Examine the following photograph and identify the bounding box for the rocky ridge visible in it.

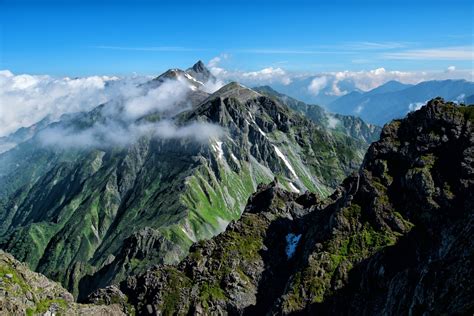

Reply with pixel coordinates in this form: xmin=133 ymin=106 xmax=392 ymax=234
xmin=88 ymin=98 xmax=474 ymax=315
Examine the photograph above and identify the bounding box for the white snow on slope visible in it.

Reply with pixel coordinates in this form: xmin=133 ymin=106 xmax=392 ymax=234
xmin=288 ymin=182 xmax=300 ymax=193
xmin=273 ymin=145 xmax=298 ymax=178
xmin=248 ymin=111 xmax=266 ymax=136
xmin=230 ymin=153 xmax=239 ymax=163
xmin=257 ymin=126 xmax=266 ymax=137
xmin=183 ymin=72 xmax=204 ymax=86
xmin=181 ymin=227 xmax=197 ymax=242
xmin=212 ymin=141 xmax=224 ymax=159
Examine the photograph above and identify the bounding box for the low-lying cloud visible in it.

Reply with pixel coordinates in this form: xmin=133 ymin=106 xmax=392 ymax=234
xmin=39 ymin=119 xmax=223 ymax=148
xmin=326 ymin=114 xmax=340 ymax=129
xmin=122 ymin=78 xmax=193 ymax=119
xmin=0 ymin=69 xmax=149 ymax=137
xmin=308 ymin=76 xmax=328 ymax=95
xmin=0 ymin=69 xmax=224 ymax=149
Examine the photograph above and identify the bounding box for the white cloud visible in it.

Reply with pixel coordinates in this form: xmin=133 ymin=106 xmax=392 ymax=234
xmin=201 ymin=79 xmax=225 ymax=94
xmin=207 ymin=52 xmax=473 ymax=95
xmin=308 ymin=76 xmax=328 ymax=95
xmin=455 ymin=93 xmax=466 ymax=103
xmin=383 ymin=46 xmax=473 ymax=60
xmin=329 ymin=67 xmax=414 ymax=91
xmin=326 ymin=114 xmax=339 ymax=129
xmin=408 ymin=101 xmax=426 ymax=112
xmin=0 ymin=70 xmax=223 ymax=149
xmin=208 ymin=54 xmax=229 ymax=78
xmin=446 ymin=65 xmax=456 ymax=73
xmin=123 ymin=77 xmax=192 ymax=119
xmin=208 ymin=54 xmax=228 ymax=68
xmin=0 ymin=70 xmax=132 ymax=137
xmin=241 ymin=67 xmax=292 ymax=85
xmin=38 ymin=120 xmax=223 ymax=148
xmin=207 ymin=55 xmax=292 ymax=86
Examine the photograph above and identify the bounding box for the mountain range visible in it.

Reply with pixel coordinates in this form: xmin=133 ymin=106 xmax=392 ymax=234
xmin=269 ymin=77 xmax=474 ymax=126
xmin=327 ymin=79 xmax=474 ymax=125
xmin=1 ymin=97 xmax=472 ymax=315
xmin=0 ymin=61 xmax=375 ymax=302
xmin=105 ymin=98 xmax=473 ymax=315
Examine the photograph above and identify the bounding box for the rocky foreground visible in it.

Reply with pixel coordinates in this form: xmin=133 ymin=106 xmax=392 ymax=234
xmin=0 ymin=250 xmax=129 ymax=315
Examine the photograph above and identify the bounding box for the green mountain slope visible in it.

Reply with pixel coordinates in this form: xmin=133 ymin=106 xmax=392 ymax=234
xmin=0 ymin=65 xmax=367 ymax=298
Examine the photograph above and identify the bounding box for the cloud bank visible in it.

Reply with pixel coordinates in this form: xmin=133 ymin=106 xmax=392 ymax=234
xmin=207 ymin=56 xmax=293 ymax=86
xmin=39 ymin=120 xmax=223 ymax=149
xmin=0 ymin=69 xmax=224 ymax=149
xmin=206 ymin=55 xmax=473 ymax=100
xmin=0 ymin=70 xmax=148 ymax=137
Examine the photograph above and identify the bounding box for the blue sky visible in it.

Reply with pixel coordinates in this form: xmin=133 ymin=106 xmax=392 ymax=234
xmin=0 ymin=0 xmax=472 ymax=76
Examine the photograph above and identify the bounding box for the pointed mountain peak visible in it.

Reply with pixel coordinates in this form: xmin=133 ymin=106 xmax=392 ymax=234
xmin=186 ymin=60 xmax=214 ymax=83
xmin=190 ymin=60 xmax=206 ymax=72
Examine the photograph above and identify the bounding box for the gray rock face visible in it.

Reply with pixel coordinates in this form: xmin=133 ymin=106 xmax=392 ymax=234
xmin=186 ymin=60 xmax=214 ymax=83
xmin=90 ymin=99 xmax=473 ymax=315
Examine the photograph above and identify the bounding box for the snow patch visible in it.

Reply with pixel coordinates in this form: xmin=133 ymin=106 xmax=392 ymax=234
xmin=183 ymin=72 xmax=204 ymax=86
xmin=288 ymin=182 xmax=300 ymax=193
xmin=212 ymin=141 xmax=224 ymax=159
xmin=273 ymin=145 xmax=298 ymax=178
xmin=181 ymin=227 xmax=197 ymax=242
xmin=247 ymin=112 xmax=267 ymax=136
xmin=285 ymin=233 xmax=302 ymax=259
xmin=230 ymin=153 xmax=239 ymax=163
xmin=248 ymin=111 xmax=254 ymax=121
xmin=91 ymin=224 xmax=100 ymax=240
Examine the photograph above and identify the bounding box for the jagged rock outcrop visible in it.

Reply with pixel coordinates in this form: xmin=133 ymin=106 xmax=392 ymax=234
xmin=90 ymin=99 xmax=473 ymax=315
xmin=186 ymin=60 xmax=214 ymax=83
xmin=0 ymin=250 xmax=128 ymax=315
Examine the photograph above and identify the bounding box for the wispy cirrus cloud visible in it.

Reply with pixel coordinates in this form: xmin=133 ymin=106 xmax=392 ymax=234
xmin=94 ymin=45 xmax=206 ymax=52
xmin=383 ymin=46 xmax=473 ymax=60
xmin=341 ymin=41 xmax=409 ymax=50
xmin=234 ymin=48 xmax=353 ymax=55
